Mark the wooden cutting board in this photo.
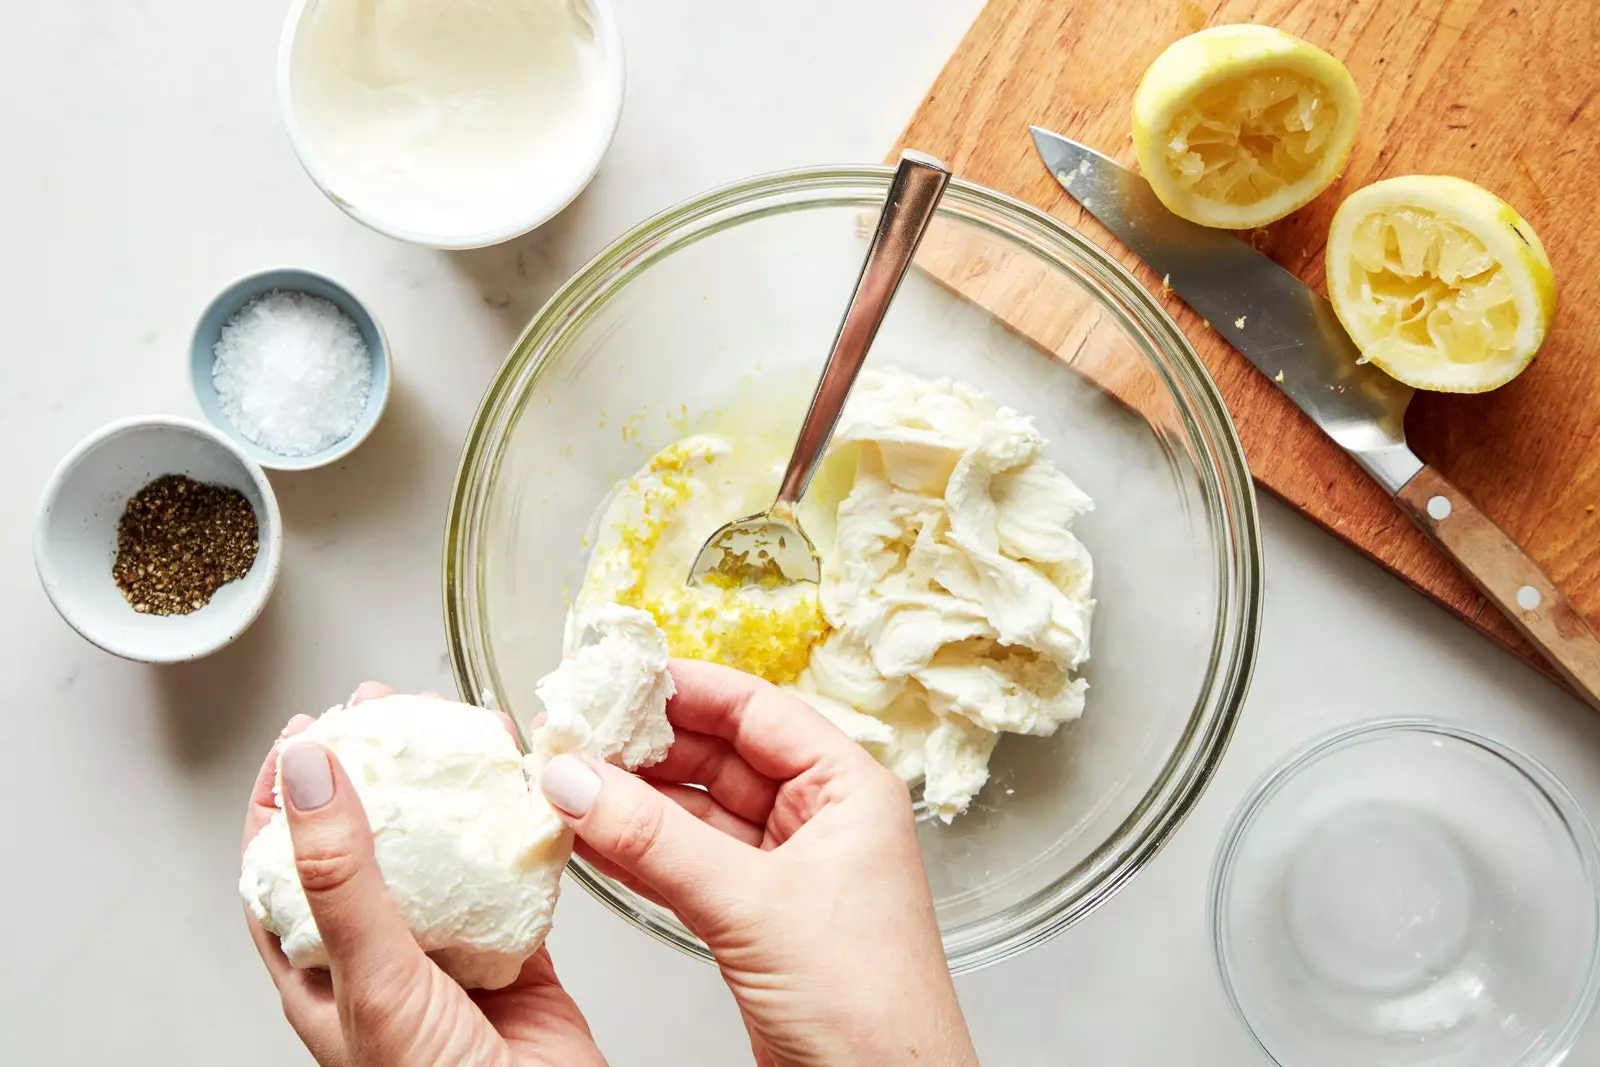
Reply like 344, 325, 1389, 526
889, 0, 1600, 682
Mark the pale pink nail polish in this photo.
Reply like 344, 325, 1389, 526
348, 681, 390, 705
541, 754, 601, 817
281, 739, 335, 811
278, 714, 314, 739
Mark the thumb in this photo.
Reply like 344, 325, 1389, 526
279, 738, 430, 1004
540, 754, 752, 925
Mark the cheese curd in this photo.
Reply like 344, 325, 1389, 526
793, 370, 1095, 820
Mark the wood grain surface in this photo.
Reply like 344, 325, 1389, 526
889, 0, 1600, 682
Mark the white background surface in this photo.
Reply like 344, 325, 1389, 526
4, 1, 1598, 1064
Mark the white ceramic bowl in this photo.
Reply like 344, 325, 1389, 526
190, 266, 391, 471
276, 0, 626, 249
35, 417, 283, 663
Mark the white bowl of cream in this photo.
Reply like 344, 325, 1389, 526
278, 0, 624, 249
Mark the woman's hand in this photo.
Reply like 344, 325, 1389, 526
539, 661, 980, 1067
241, 683, 606, 1067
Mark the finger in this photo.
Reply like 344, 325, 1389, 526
666, 660, 876, 780
572, 840, 672, 909
280, 970, 345, 1067
640, 732, 778, 826
540, 754, 753, 923
242, 715, 316, 852
569, 781, 762, 907
278, 738, 431, 1009
509, 945, 560, 988
244, 905, 343, 1058
348, 681, 395, 705
281, 714, 317, 739
244, 905, 298, 986
654, 781, 765, 847
420, 690, 447, 700
496, 711, 523, 751
472, 950, 607, 1066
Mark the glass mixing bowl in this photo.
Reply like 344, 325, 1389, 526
445, 167, 1262, 974
1211, 719, 1600, 1067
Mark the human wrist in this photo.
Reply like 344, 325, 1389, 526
754, 987, 976, 1067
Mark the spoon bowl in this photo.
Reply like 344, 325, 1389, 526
686, 150, 951, 588
688, 508, 821, 586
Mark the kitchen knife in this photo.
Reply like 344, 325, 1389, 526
1030, 126, 1600, 708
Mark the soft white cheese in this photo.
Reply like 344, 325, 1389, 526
535, 603, 676, 770
239, 696, 567, 990
289, 0, 611, 240
568, 369, 1096, 823
240, 607, 674, 990
791, 369, 1096, 821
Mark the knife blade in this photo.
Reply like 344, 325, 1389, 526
1029, 125, 1420, 493
1029, 125, 1600, 707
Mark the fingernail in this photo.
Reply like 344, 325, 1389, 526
541, 754, 601, 817
281, 739, 335, 811
278, 714, 314, 739
348, 681, 390, 705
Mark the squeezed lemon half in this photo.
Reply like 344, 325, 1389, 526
1132, 24, 1360, 228
1326, 175, 1556, 392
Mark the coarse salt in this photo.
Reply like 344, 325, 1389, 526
213, 291, 372, 456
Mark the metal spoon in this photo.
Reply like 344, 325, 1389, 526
688, 149, 952, 587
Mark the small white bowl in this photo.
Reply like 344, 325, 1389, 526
276, 0, 625, 249
35, 417, 283, 663
191, 266, 391, 472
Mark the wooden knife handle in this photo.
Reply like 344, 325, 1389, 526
1397, 465, 1600, 709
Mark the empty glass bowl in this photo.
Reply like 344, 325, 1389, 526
1212, 719, 1600, 1067
445, 167, 1262, 973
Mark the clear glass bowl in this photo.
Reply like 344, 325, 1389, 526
445, 167, 1262, 974
1212, 719, 1600, 1067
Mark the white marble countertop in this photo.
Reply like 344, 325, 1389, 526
4, 2, 1598, 1063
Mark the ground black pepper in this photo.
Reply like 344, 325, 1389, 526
113, 474, 260, 616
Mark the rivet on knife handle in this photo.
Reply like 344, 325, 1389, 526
1397, 466, 1600, 708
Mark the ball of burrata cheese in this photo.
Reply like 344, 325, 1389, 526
240, 606, 674, 990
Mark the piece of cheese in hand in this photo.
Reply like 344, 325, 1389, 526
240, 696, 567, 989
239, 606, 675, 990
533, 603, 676, 768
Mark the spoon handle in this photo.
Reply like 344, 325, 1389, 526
773, 150, 951, 507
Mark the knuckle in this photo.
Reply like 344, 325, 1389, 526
875, 763, 912, 799
872, 770, 917, 816
699, 748, 744, 799
293, 838, 363, 897
346, 958, 428, 1030
607, 793, 667, 865
279, 981, 339, 1057
690, 743, 725, 785
666, 783, 713, 820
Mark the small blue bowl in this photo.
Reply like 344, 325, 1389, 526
191, 267, 390, 471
